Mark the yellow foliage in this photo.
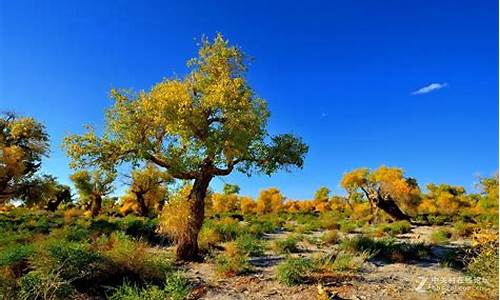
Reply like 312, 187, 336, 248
255, 188, 284, 214
157, 185, 192, 243
63, 208, 84, 224
240, 196, 256, 214
352, 202, 370, 219
211, 193, 240, 214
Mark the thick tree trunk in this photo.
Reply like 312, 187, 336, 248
176, 174, 212, 261
136, 192, 149, 216
91, 194, 102, 217
46, 197, 62, 212
373, 194, 411, 221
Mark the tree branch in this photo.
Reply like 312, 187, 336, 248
148, 154, 197, 180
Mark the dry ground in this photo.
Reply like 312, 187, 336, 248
172, 225, 480, 300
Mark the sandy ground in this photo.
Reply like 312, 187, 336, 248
179, 225, 483, 300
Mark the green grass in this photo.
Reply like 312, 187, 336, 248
276, 257, 315, 286
235, 234, 265, 256
430, 229, 452, 245
272, 235, 300, 254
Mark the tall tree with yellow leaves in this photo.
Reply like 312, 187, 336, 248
0, 113, 49, 203
63, 34, 308, 261
341, 166, 420, 221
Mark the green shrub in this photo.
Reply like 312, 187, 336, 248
0, 244, 34, 268
63, 226, 90, 242
109, 282, 168, 300
276, 257, 315, 286
427, 215, 447, 226
430, 229, 452, 245
329, 251, 368, 272
89, 218, 118, 235
235, 234, 265, 256
164, 272, 191, 300
272, 235, 300, 254
319, 212, 340, 230
215, 242, 251, 276
453, 222, 474, 238
321, 230, 338, 245
386, 221, 412, 235
18, 270, 73, 300
32, 240, 102, 281
339, 221, 357, 233
97, 232, 173, 281
340, 235, 430, 262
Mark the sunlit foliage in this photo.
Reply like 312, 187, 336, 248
341, 166, 420, 220
255, 187, 285, 214
0, 113, 49, 203
70, 170, 115, 217
120, 164, 173, 216
16, 175, 71, 211
63, 34, 307, 260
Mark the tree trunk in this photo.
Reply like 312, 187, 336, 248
46, 197, 62, 212
373, 194, 411, 221
91, 194, 102, 217
136, 192, 149, 216
176, 174, 212, 261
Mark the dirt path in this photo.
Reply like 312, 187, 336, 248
183, 226, 476, 300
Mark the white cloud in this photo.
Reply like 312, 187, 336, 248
411, 82, 448, 95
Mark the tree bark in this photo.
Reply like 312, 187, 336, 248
176, 174, 212, 261
46, 197, 62, 212
136, 192, 149, 216
372, 194, 411, 221
91, 194, 102, 217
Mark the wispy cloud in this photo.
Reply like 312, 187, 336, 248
411, 82, 448, 95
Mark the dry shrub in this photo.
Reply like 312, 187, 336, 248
321, 230, 338, 245
157, 186, 193, 244
63, 208, 83, 224
215, 242, 250, 277
198, 226, 222, 251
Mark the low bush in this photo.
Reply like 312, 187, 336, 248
321, 230, 339, 245
271, 235, 300, 254
339, 221, 357, 233
453, 222, 475, 238
109, 273, 190, 300
235, 234, 265, 256
198, 226, 222, 252
329, 251, 368, 272
215, 242, 251, 277
430, 229, 452, 245
340, 236, 430, 263
18, 269, 73, 300
276, 257, 315, 286
96, 232, 173, 281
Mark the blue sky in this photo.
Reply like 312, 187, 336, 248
1, 0, 498, 199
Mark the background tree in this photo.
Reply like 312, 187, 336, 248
341, 166, 420, 221
313, 186, 330, 212
63, 34, 308, 261
223, 183, 240, 195
70, 170, 115, 217
255, 187, 285, 214
418, 183, 470, 216
122, 164, 173, 216
17, 174, 71, 211
476, 173, 499, 213
0, 113, 49, 203
210, 192, 240, 214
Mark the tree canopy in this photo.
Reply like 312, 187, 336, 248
341, 166, 420, 220
63, 34, 308, 260
0, 113, 49, 203
63, 34, 308, 181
